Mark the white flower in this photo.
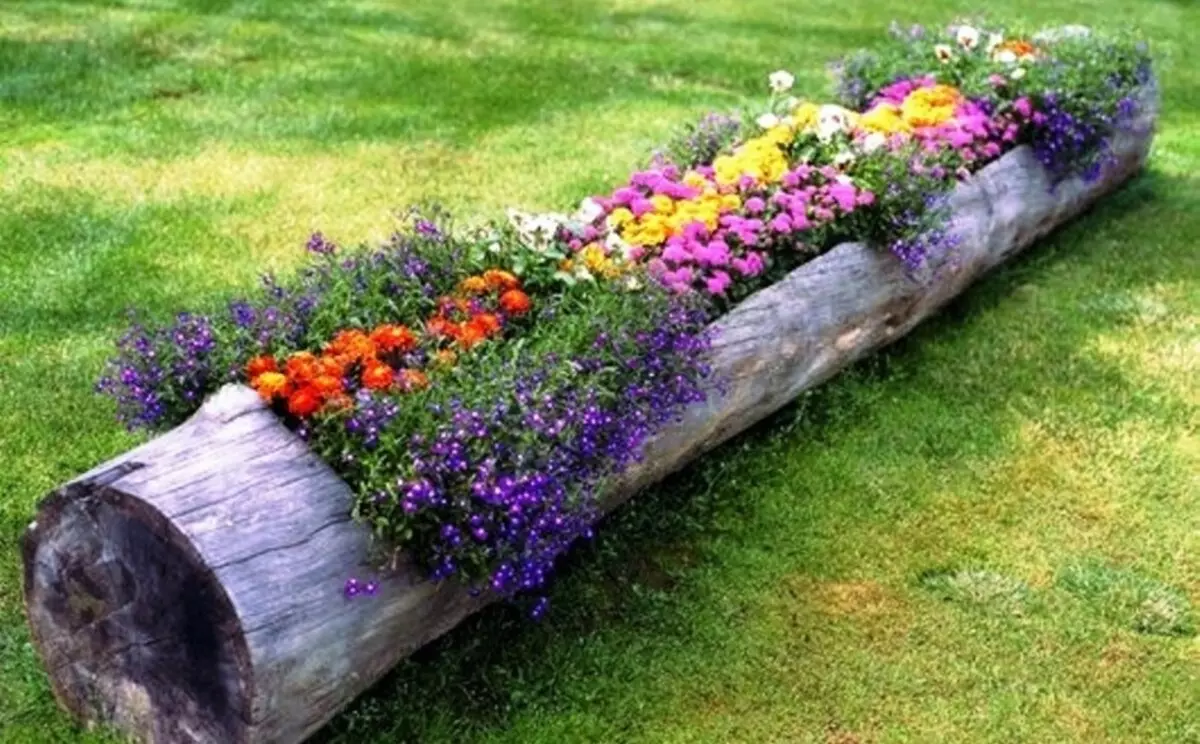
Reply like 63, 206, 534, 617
768, 69, 795, 93
574, 197, 605, 224
487, 241, 502, 254
1010, 67, 1027, 80
956, 25, 980, 51
992, 49, 1017, 64
986, 33, 1004, 53
604, 230, 637, 260
935, 44, 955, 63
860, 132, 887, 153
816, 104, 853, 143
622, 274, 643, 292
783, 95, 800, 110
832, 150, 856, 168
834, 174, 855, 185
756, 112, 781, 130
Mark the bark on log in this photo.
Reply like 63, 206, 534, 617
23, 92, 1157, 743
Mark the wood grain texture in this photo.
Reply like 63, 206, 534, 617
23, 90, 1157, 744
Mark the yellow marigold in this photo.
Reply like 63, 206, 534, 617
458, 276, 489, 295
900, 85, 963, 128
682, 171, 709, 189
720, 193, 742, 211
763, 124, 795, 146
650, 195, 675, 215
607, 207, 635, 227
858, 103, 913, 135
792, 101, 820, 131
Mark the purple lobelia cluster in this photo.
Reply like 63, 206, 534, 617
96, 311, 217, 430
657, 112, 745, 169
343, 302, 713, 613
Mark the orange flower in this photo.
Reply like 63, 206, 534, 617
434, 349, 458, 367
252, 371, 291, 401
997, 39, 1037, 57
361, 361, 395, 390
398, 368, 430, 391
246, 355, 277, 378
472, 312, 503, 336
317, 355, 344, 378
370, 324, 418, 354
457, 322, 487, 349
311, 374, 344, 397
426, 316, 458, 339
483, 269, 520, 291
287, 386, 323, 417
285, 352, 320, 384
325, 329, 376, 365
459, 276, 489, 295
323, 393, 353, 412
499, 289, 532, 315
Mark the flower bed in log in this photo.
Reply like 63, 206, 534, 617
25, 21, 1157, 744
96, 22, 1152, 610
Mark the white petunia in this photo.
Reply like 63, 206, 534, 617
622, 274, 643, 291
935, 44, 955, 63
574, 197, 605, 224
832, 151, 856, 168
992, 49, 1017, 64
986, 33, 1004, 53
956, 25, 980, 51
860, 132, 887, 153
756, 112, 781, 130
1010, 67, 1027, 80
816, 105, 854, 143
769, 69, 795, 93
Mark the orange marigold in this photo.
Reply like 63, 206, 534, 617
317, 355, 344, 378
997, 39, 1037, 57
426, 316, 455, 338
370, 324, 418, 354
472, 312, 503, 336
285, 352, 320, 384
326, 329, 376, 365
252, 371, 291, 401
483, 269, 520, 291
398, 368, 430, 391
323, 393, 353, 412
311, 374, 344, 397
457, 322, 487, 349
287, 386, 323, 417
459, 276, 489, 295
246, 355, 277, 378
361, 361, 395, 390
499, 289, 532, 315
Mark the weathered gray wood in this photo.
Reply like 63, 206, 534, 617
24, 90, 1157, 744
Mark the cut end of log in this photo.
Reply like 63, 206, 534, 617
23, 475, 253, 743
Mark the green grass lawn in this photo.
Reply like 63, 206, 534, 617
2, 1, 1197, 742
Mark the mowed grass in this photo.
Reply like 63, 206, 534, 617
1, 1, 1197, 742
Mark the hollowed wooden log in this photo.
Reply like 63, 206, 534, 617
23, 92, 1156, 743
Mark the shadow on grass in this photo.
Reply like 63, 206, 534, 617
308, 168, 1198, 742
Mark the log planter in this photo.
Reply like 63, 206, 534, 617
23, 92, 1157, 743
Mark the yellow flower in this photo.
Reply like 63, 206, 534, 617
720, 193, 742, 211
900, 85, 962, 128
792, 101, 820, 131
682, 171, 709, 189
858, 103, 912, 135
607, 207, 634, 227
650, 195, 675, 215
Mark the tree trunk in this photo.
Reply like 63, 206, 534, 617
23, 93, 1157, 743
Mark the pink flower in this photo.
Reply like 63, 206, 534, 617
988, 74, 1007, 87
662, 239, 691, 264
744, 196, 766, 215
857, 190, 876, 206
769, 214, 793, 233
788, 209, 811, 231
731, 251, 766, 277
983, 142, 1001, 158
827, 182, 859, 212
1014, 97, 1033, 119
696, 240, 731, 267
813, 206, 835, 222
612, 186, 640, 205
630, 198, 656, 217
646, 258, 668, 277
705, 270, 733, 296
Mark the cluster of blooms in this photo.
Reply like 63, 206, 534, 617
246, 269, 532, 417
348, 303, 712, 602
97, 23, 1151, 618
